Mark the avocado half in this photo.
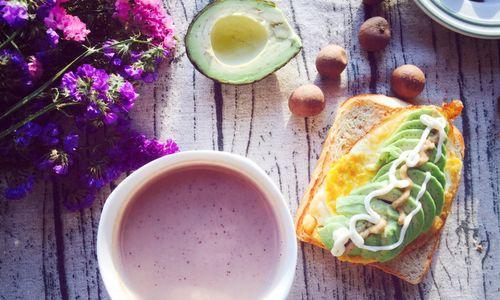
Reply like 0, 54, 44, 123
185, 0, 303, 85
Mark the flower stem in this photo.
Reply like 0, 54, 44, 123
0, 38, 149, 122
0, 102, 79, 140
0, 30, 20, 50
0, 50, 92, 121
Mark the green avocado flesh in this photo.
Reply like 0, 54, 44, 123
318, 109, 448, 262
185, 0, 302, 85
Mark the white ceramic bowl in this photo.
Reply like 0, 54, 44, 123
97, 150, 297, 300
414, 0, 500, 39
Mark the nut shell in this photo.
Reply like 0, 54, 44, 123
289, 84, 325, 117
315, 44, 348, 79
391, 64, 426, 99
359, 16, 391, 52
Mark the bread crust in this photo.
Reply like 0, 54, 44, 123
295, 94, 464, 284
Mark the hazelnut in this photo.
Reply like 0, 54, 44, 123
358, 16, 391, 52
289, 84, 325, 117
316, 44, 348, 79
391, 64, 426, 99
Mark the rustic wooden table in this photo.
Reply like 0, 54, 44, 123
1, 0, 499, 299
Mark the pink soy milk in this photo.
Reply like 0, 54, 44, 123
115, 165, 283, 300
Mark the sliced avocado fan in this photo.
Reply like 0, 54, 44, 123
185, 0, 302, 85
318, 109, 448, 262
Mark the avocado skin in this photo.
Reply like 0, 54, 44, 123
184, 0, 303, 85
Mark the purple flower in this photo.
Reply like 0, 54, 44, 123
53, 164, 68, 175
105, 166, 122, 183
103, 40, 117, 59
14, 122, 42, 147
112, 58, 122, 66
36, 0, 56, 20
124, 65, 143, 80
84, 104, 100, 119
0, 49, 32, 88
63, 134, 79, 153
0, 0, 28, 28
38, 149, 71, 176
41, 123, 60, 145
103, 112, 118, 124
130, 51, 141, 62
61, 65, 140, 126
4, 176, 34, 200
90, 70, 109, 93
142, 72, 158, 83
61, 71, 80, 100
63, 188, 96, 211
27, 56, 43, 79
76, 64, 109, 95
84, 173, 105, 189
46, 28, 59, 46
119, 81, 137, 110
78, 63, 97, 78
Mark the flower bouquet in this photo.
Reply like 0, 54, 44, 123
0, 0, 178, 210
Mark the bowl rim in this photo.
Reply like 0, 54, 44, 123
97, 150, 297, 300
413, 0, 500, 39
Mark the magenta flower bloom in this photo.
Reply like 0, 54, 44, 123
0, 0, 28, 28
114, 0, 176, 49
28, 56, 43, 80
114, 0, 131, 22
44, 4, 90, 42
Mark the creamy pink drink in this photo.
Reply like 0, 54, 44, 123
115, 165, 283, 300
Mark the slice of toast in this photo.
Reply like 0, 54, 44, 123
295, 94, 464, 284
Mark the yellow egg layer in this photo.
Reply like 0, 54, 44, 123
325, 153, 376, 214
445, 154, 462, 179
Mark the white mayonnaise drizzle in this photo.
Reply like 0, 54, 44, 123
420, 114, 447, 163
330, 114, 446, 256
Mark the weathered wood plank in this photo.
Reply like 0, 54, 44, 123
1, 0, 499, 299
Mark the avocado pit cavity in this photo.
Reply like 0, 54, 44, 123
210, 15, 268, 66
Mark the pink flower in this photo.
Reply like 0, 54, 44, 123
27, 56, 43, 80
114, 0, 131, 22
114, 0, 175, 49
61, 14, 90, 42
44, 5, 90, 42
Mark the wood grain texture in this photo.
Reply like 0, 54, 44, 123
1, 0, 499, 299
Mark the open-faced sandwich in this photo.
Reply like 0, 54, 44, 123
295, 94, 464, 284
